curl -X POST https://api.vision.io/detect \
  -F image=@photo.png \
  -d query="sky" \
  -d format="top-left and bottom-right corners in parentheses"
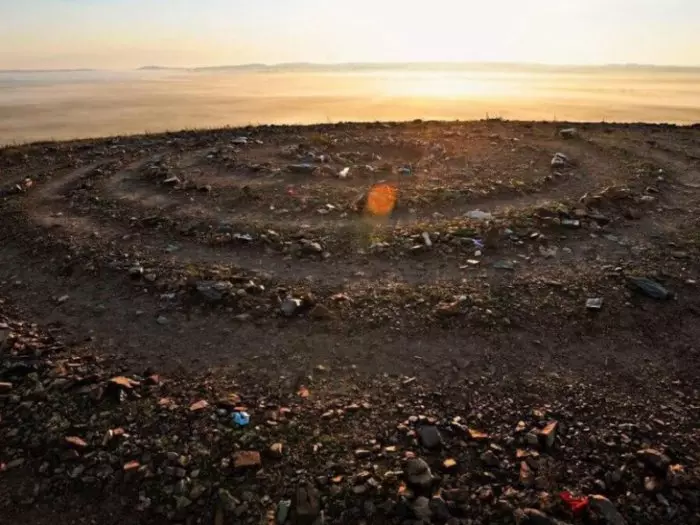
top-left (1, 0), bottom-right (700, 69)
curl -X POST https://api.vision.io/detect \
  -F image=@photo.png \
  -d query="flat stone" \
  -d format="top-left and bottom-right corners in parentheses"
top-left (189, 400), bottom-right (210, 412)
top-left (539, 421), bottom-right (558, 448)
top-left (588, 495), bottom-right (627, 525)
top-left (637, 448), bottom-right (671, 473)
top-left (405, 458), bottom-right (433, 489)
top-left (233, 451), bottom-right (261, 469)
top-left (418, 425), bottom-right (443, 449)
top-left (218, 488), bottom-right (238, 512)
top-left (123, 460), bottom-right (140, 472)
top-left (412, 496), bottom-right (432, 521)
top-left (292, 482), bottom-right (320, 525)
top-left (64, 436), bottom-right (88, 449)
top-left (0, 382), bottom-right (13, 393)
top-left (269, 443), bottom-right (284, 458)
top-left (108, 376), bottom-right (139, 390)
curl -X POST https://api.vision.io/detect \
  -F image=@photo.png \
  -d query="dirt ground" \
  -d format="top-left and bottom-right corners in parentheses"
top-left (1, 120), bottom-right (699, 525)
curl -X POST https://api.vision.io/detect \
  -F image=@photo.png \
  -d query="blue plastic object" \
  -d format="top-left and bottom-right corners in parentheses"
top-left (233, 411), bottom-right (250, 426)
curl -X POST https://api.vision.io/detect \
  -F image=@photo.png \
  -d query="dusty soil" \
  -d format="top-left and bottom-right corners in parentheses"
top-left (1, 120), bottom-right (700, 525)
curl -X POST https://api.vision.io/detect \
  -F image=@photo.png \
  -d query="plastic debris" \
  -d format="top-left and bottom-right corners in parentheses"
top-left (560, 491), bottom-right (589, 515)
top-left (233, 411), bottom-right (250, 427)
top-left (629, 277), bottom-right (671, 300)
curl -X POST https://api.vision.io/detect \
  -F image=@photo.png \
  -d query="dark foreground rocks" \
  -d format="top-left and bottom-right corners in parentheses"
top-left (1, 303), bottom-right (699, 525)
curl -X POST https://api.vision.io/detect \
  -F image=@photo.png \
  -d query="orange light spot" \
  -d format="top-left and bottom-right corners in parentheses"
top-left (366, 184), bottom-right (397, 217)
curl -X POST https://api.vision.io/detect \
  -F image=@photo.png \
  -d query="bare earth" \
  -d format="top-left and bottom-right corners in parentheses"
top-left (1, 120), bottom-right (699, 525)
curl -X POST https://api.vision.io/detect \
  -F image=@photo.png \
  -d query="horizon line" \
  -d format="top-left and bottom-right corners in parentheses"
top-left (2, 60), bottom-right (700, 73)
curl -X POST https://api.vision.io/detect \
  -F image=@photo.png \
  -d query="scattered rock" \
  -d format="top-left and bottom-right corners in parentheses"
top-left (551, 152), bottom-right (570, 168)
top-left (637, 448), bottom-right (671, 473)
top-left (269, 443), bottom-right (284, 459)
top-left (559, 128), bottom-right (578, 139)
top-left (0, 381), bottom-right (12, 393)
top-left (588, 495), bottom-right (627, 525)
top-left (292, 482), bottom-right (320, 525)
top-left (288, 163), bottom-right (316, 174)
top-left (412, 496), bottom-right (432, 521)
top-left (539, 421), bottom-right (558, 448)
top-left (218, 489), bottom-right (238, 512)
top-left (405, 458), bottom-right (433, 489)
top-left (64, 436), bottom-right (88, 450)
top-left (586, 298), bottom-right (603, 310)
top-left (281, 297), bottom-right (302, 317)
top-left (233, 451), bottom-right (261, 469)
top-left (276, 499), bottom-right (292, 524)
top-left (629, 278), bottom-right (672, 300)
top-left (418, 425), bottom-right (443, 449)
top-left (189, 400), bottom-right (209, 412)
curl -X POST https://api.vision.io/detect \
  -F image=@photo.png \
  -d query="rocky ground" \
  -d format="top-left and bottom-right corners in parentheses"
top-left (1, 120), bottom-right (700, 524)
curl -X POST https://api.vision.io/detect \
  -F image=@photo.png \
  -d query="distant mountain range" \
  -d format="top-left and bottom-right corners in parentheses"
top-left (2, 63), bottom-right (699, 74)
top-left (137, 62), bottom-right (700, 73)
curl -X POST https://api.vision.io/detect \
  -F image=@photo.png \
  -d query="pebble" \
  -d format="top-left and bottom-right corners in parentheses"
top-left (418, 425), bottom-right (443, 449)
top-left (280, 297), bottom-right (302, 317)
top-left (637, 448), bottom-right (671, 473)
top-left (233, 451), bottom-right (261, 469)
top-left (588, 495), bottom-right (627, 525)
top-left (405, 458), bottom-right (433, 489)
top-left (293, 482), bottom-right (320, 524)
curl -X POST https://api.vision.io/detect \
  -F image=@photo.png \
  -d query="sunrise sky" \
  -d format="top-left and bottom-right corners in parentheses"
top-left (2, 0), bottom-right (699, 70)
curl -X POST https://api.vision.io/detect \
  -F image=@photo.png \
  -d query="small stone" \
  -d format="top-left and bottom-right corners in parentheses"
top-left (588, 495), bottom-right (627, 525)
top-left (516, 508), bottom-right (564, 525)
top-left (560, 128), bottom-right (578, 139)
top-left (309, 304), bottom-right (333, 320)
top-left (218, 489), bottom-right (237, 512)
top-left (405, 458), bottom-right (433, 489)
top-left (292, 482), bottom-right (320, 525)
top-left (480, 450), bottom-right (501, 468)
top-left (355, 449), bottom-right (372, 459)
top-left (109, 376), bottom-right (139, 390)
top-left (637, 449), bottom-right (671, 473)
top-left (0, 382), bottom-right (13, 392)
top-left (644, 476), bottom-right (662, 492)
top-left (233, 451), bottom-right (261, 469)
top-left (412, 496), bottom-right (432, 521)
top-left (175, 496), bottom-right (192, 510)
top-left (57, 295), bottom-right (70, 304)
top-left (468, 428), bottom-right (489, 441)
top-left (189, 400), bottom-right (209, 412)
top-left (6, 458), bottom-right (25, 469)
top-left (418, 425), bottom-right (443, 449)
top-left (429, 496), bottom-right (450, 521)
top-left (526, 432), bottom-right (539, 446)
top-left (269, 443), bottom-right (284, 458)
top-left (276, 499), bottom-right (292, 524)
top-left (280, 297), bottom-right (302, 317)
top-left (551, 152), bottom-right (570, 168)
top-left (667, 464), bottom-right (686, 487)
top-left (539, 421), bottom-right (558, 448)
top-left (442, 458), bottom-right (457, 470)
top-left (586, 298), bottom-right (603, 310)
top-left (123, 460), bottom-right (140, 472)
top-left (520, 461), bottom-right (535, 487)
top-left (189, 484), bottom-right (207, 500)
top-left (64, 436), bottom-right (88, 450)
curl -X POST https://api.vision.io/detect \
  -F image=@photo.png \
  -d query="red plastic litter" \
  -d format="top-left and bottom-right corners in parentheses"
top-left (560, 491), bottom-right (589, 514)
